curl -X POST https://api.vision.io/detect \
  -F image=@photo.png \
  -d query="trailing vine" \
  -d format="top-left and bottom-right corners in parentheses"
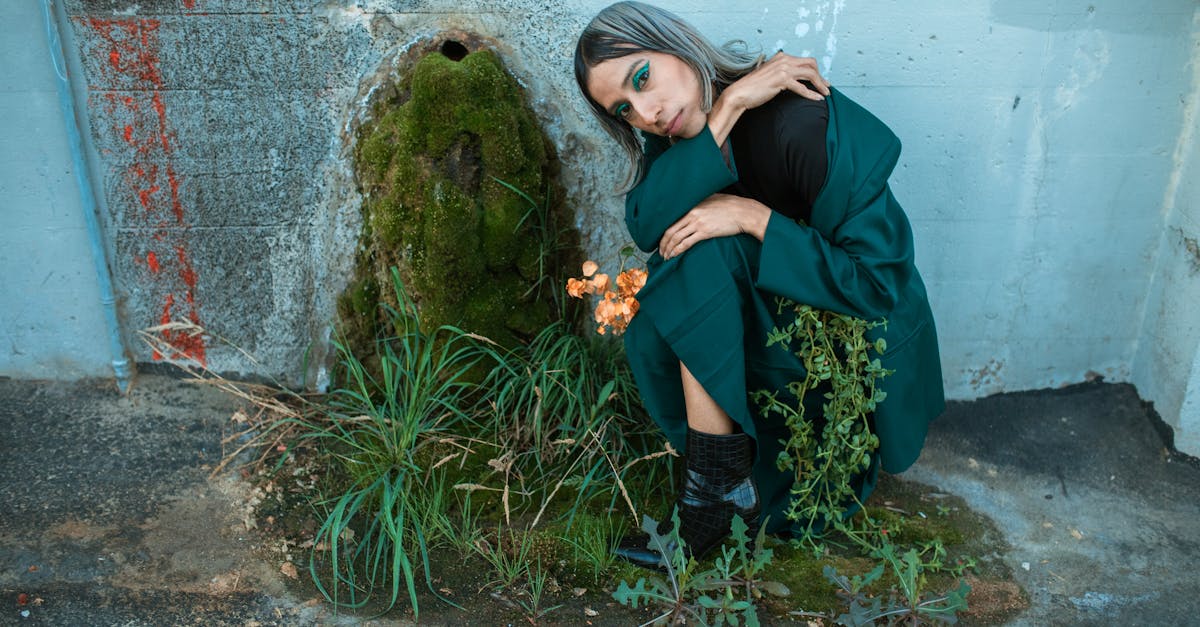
top-left (751, 298), bottom-right (892, 545)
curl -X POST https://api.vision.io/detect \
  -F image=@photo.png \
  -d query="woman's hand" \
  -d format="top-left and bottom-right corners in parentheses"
top-left (658, 193), bottom-right (772, 260)
top-left (727, 53), bottom-right (831, 108)
top-left (708, 53), bottom-right (831, 146)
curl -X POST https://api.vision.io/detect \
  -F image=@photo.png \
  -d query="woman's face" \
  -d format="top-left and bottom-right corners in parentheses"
top-left (586, 51), bottom-right (706, 139)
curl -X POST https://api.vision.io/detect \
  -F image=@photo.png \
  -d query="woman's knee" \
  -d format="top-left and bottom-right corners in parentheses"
top-left (679, 234), bottom-right (760, 281)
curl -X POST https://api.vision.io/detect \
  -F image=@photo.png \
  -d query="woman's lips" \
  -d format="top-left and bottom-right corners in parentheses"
top-left (666, 112), bottom-right (682, 136)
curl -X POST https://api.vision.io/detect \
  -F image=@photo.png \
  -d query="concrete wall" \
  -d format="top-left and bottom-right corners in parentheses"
top-left (0, 2), bottom-right (112, 379)
top-left (1, 1), bottom-right (1197, 445)
top-left (1132, 10), bottom-right (1200, 456)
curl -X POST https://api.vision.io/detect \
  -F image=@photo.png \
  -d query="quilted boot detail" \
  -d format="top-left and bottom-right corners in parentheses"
top-left (614, 428), bottom-right (760, 570)
top-left (674, 427), bottom-right (761, 557)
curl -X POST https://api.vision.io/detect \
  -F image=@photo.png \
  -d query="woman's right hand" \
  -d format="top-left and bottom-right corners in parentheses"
top-left (707, 53), bottom-right (831, 145)
top-left (727, 53), bottom-right (831, 109)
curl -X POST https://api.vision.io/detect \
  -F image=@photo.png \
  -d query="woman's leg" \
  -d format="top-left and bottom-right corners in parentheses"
top-left (675, 360), bottom-right (758, 556)
top-left (680, 361), bottom-right (735, 435)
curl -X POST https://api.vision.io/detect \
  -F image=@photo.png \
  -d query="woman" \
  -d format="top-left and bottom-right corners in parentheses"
top-left (574, 1), bottom-right (944, 568)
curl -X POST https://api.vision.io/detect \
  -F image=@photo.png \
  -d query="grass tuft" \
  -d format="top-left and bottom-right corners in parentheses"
top-left (300, 268), bottom-right (491, 617)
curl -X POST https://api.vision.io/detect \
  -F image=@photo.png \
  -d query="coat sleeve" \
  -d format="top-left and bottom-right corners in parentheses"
top-left (624, 124), bottom-right (737, 253)
top-left (754, 110), bottom-right (915, 321)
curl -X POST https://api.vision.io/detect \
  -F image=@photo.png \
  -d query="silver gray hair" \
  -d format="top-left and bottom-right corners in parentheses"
top-left (574, 1), bottom-right (762, 189)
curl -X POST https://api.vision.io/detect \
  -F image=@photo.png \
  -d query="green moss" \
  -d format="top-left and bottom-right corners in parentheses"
top-left (343, 46), bottom-right (582, 368)
top-left (761, 541), bottom-right (869, 615)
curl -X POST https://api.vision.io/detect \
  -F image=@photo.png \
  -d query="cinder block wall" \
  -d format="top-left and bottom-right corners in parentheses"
top-left (3, 1), bottom-right (1198, 452)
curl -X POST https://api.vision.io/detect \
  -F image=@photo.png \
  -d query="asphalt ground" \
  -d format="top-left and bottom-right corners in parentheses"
top-left (1, 374), bottom-right (1197, 626)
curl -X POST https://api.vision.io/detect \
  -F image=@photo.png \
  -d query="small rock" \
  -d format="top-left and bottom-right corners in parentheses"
top-left (20, 610), bottom-right (30, 618)
top-left (1070, 528), bottom-right (1084, 540)
top-left (584, 608), bottom-right (599, 617)
top-left (1021, 562), bottom-right (1030, 571)
top-left (281, 562), bottom-right (299, 579)
top-left (968, 458), bottom-right (980, 469)
top-left (573, 587), bottom-right (587, 596)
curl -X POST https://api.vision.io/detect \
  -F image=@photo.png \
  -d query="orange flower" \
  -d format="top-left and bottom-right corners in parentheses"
top-left (566, 259), bottom-right (647, 336)
top-left (617, 268), bottom-right (647, 298)
top-left (566, 278), bottom-right (587, 298)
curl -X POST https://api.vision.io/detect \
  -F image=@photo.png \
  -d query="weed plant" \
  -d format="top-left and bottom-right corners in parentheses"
top-left (515, 559), bottom-right (563, 622)
top-left (282, 257), bottom-right (667, 619)
top-left (563, 512), bottom-right (628, 584)
top-left (300, 268), bottom-right (492, 617)
top-left (613, 512), bottom-right (790, 626)
top-left (471, 317), bottom-right (670, 529)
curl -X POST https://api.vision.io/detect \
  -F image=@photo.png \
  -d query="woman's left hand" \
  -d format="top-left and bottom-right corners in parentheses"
top-left (659, 193), bottom-right (772, 260)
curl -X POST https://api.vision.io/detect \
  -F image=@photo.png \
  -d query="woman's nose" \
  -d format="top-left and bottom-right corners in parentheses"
top-left (630, 96), bottom-right (660, 129)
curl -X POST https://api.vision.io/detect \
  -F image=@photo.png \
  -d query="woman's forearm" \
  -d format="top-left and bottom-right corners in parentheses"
top-left (706, 53), bottom-right (831, 147)
top-left (706, 93), bottom-right (745, 147)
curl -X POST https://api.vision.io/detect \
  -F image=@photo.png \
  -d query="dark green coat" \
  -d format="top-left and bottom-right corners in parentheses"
top-left (620, 87), bottom-right (943, 532)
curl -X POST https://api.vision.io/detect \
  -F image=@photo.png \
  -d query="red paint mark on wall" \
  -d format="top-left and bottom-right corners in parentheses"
top-left (86, 18), bottom-right (163, 86)
top-left (84, 17), bottom-right (207, 366)
top-left (175, 246), bottom-right (197, 290)
top-left (167, 166), bottom-right (184, 223)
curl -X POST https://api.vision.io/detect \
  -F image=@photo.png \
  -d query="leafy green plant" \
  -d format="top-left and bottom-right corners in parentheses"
top-left (753, 300), bottom-right (891, 544)
top-left (815, 540), bottom-right (971, 626)
top-left (746, 299), bottom-right (974, 625)
top-left (302, 268), bottom-right (490, 617)
top-left (612, 512), bottom-right (789, 626)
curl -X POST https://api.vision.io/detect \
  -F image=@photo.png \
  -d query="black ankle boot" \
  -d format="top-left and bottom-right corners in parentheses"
top-left (615, 428), bottom-right (760, 569)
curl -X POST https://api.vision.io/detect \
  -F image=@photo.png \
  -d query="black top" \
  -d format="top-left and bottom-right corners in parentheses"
top-left (722, 91), bottom-right (829, 226)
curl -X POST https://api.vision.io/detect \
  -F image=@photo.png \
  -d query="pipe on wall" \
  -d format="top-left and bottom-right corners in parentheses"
top-left (40, 0), bottom-right (133, 394)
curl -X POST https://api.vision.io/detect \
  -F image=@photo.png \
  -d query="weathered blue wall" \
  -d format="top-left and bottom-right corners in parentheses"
top-left (1132, 14), bottom-right (1200, 455)
top-left (0, 2), bottom-right (111, 379)
top-left (1, 1), bottom-right (1197, 451)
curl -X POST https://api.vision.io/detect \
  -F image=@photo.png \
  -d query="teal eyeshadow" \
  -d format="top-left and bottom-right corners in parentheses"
top-left (633, 63), bottom-right (649, 91)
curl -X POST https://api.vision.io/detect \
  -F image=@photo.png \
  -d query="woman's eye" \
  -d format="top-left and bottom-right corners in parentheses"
top-left (633, 63), bottom-right (649, 91)
top-left (615, 103), bottom-right (630, 119)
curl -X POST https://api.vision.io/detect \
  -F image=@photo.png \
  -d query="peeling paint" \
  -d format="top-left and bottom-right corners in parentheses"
top-left (786, 0), bottom-right (845, 74)
top-left (968, 358), bottom-right (1006, 391)
top-left (1053, 28), bottom-right (1110, 112)
top-left (82, 17), bottom-right (206, 366)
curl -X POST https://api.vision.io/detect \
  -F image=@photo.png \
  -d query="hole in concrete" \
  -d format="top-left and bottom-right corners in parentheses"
top-left (440, 40), bottom-right (469, 61)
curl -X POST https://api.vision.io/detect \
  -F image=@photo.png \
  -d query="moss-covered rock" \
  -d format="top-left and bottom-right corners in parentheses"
top-left (341, 46), bottom-right (580, 364)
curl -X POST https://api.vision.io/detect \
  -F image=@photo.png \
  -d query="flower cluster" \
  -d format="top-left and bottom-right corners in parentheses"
top-left (566, 260), bottom-right (647, 335)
